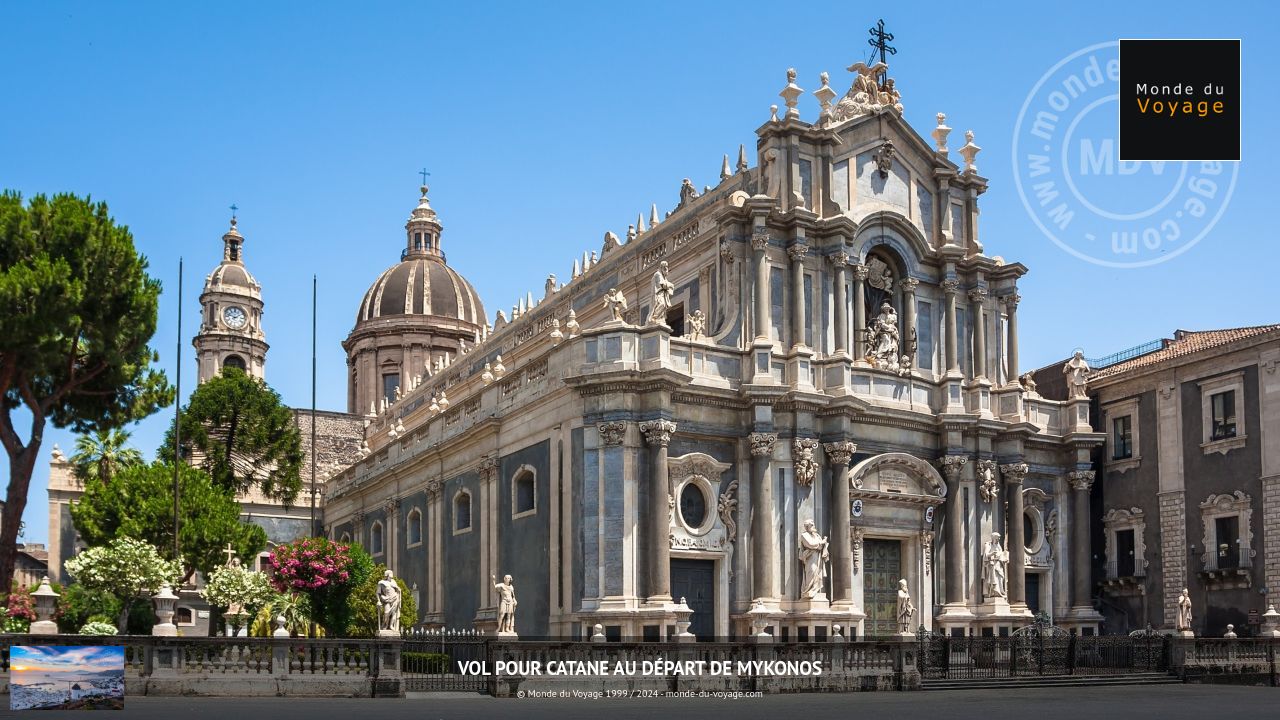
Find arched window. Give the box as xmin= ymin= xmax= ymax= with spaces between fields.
xmin=454 ymin=491 xmax=472 ymax=534
xmin=175 ymin=607 xmax=194 ymax=625
xmin=223 ymin=354 xmax=246 ymax=372
xmin=339 ymin=532 xmax=352 ymax=544
xmin=407 ymin=508 xmax=422 ymax=546
xmin=370 ymin=521 xmax=385 ymax=556
xmin=512 ymin=466 xmax=536 ymax=518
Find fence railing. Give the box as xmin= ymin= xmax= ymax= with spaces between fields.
xmin=1202 ymin=546 xmax=1252 ymax=571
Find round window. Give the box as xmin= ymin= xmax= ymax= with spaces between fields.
xmin=679 ymin=483 xmax=708 ymax=530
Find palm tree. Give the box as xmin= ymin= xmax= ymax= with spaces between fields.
xmin=70 ymin=428 xmax=143 ymax=485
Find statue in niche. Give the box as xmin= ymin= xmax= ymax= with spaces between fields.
xmin=492 ymin=574 xmax=518 ymax=635
xmin=1064 ymin=350 xmax=1091 ymax=399
xmin=982 ymin=532 xmax=1009 ymax=599
xmin=376 ymin=569 xmax=402 ymax=634
xmin=647 ymin=260 xmax=675 ymax=326
xmin=896 ymin=579 xmax=915 ymax=633
xmin=603 ymin=288 xmax=629 ymax=324
xmin=865 ymin=302 xmax=901 ymax=372
xmin=797 ymin=519 xmax=830 ymax=600
xmin=1177 ymin=588 xmax=1194 ymax=633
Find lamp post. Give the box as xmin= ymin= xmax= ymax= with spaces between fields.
xmin=29 ymin=577 xmax=60 ymax=635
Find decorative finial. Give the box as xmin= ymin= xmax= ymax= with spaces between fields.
xmin=720 ymin=154 xmax=731 ymax=181
xmin=770 ymin=104 xmax=779 ymax=123
xmin=779 ymin=69 xmax=803 ymax=120
xmin=932 ymin=113 xmax=952 ymax=158
xmin=814 ymin=71 xmax=836 ymax=125
xmin=636 ymin=212 xmax=646 ymax=233
xmin=960 ymin=130 xmax=981 ymax=174
xmin=736 ymin=144 xmax=748 ymax=174
xmin=650 ymin=203 xmax=660 ymax=227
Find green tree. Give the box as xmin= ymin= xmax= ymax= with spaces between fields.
xmin=57 ymin=583 xmax=123 ymax=634
xmin=347 ymin=565 xmax=417 ymax=638
xmin=0 ymin=191 xmax=172 ymax=592
xmin=64 ymin=537 xmax=181 ymax=629
xmin=161 ymin=367 xmax=303 ymax=504
xmin=70 ymin=427 xmax=143 ymax=485
xmin=70 ymin=461 xmax=266 ymax=582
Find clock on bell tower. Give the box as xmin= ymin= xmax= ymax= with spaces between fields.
xmin=193 ymin=213 xmax=269 ymax=383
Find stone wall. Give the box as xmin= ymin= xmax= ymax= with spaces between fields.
xmin=1159 ymin=491 xmax=1187 ymax=627
xmin=292 ymin=409 xmax=364 ymax=484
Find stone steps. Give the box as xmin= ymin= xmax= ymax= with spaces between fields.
xmin=922 ymin=672 xmax=1182 ymax=690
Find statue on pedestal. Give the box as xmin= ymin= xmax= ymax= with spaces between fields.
xmin=603 ymin=288 xmax=628 ymax=324
xmin=981 ymin=532 xmax=1009 ymax=599
xmin=647 ymin=261 xmax=675 ymax=326
xmin=797 ymin=519 xmax=830 ymax=600
xmin=1064 ymin=350 xmax=1091 ymax=399
xmin=492 ymin=574 xmax=518 ymax=635
xmin=1177 ymin=588 xmax=1194 ymax=633
xmin=865 ymin=302 xmax=900 ymax=372
xmin=376 ymin=569 xmax=402 ymax=635
xmin=896 ymin=579 xmax=915 ymax=633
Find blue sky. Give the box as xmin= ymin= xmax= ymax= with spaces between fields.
xmin=2 ymin=2 xmax=1274 ymax=543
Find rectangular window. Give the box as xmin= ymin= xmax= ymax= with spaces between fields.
xmin=382 ymin=373 xmax=400 ymax=405
xmin=1215 ymin=515 xmax=1239 ymax=568
xmin=917 ymin=300 xmax=933 ymax=370
xmin=1112 ymin=415 xmax=1133 ymax=459
xmin=1116 ymin=529 xmax=1136 ymax=577
xmin=1210 ymin=390 xmax=1236 ymax=440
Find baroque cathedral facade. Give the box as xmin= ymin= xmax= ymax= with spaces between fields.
xmin=321 ymin=61 xmax=1104 ymax=640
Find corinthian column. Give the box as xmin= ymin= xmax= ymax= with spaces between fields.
xmin=1004 ymin=293 xmax=1021 ymax=384
xmin=900 ymin=278 xmax=919 ymax=370
xmin=787 ymin=243 xmax=808 ymax=349
xmin=753 ymin=228 xmax=770 ymax=341
xmin=830 ymin=252 xmax=849 ymax=356
xmin=749 ymin=432 xmax=778 ymax=602
xmin=1069 ymin=470 xmax=1095 ymax=608
xmin=969 ymin=288 xmax=988 ymax=380
xmin=938 ymin=455 xmax=968 ymax=604
xmin=852 ymin=264 xmax=868 ymax=359
xmin=943 ymin=279 xmax=960 ymax=374
xmin=824 ymin=441 xmax=857 ymax=604
xmin=639 ymin=420 xmax=677 ymax=603
xmin=1000 ymin=463 xmax=1029 ymax=605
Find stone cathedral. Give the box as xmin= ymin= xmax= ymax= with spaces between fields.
xmin=322 ymin=60 xmax=1106 ymax=641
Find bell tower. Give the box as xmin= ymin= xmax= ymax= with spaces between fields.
xmin=193 ymin=214 xmax=269 ymax=383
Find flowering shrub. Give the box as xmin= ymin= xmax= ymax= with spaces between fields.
xmin=0 ymin=608 xmax=30 ymax=633
xmin=65 ymin=537 xmax=182 ymax=630
xmin=201 ymin=563 xmax=274 ymax=615
xmin=79 ymin=620 xmax=119 ymax=635
xmin=268 ymin=537 xmax=372 ymax=635
xmin=4 ymin=584 xmax=37 ymax=621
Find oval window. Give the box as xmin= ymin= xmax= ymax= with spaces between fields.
xmin=680 ymin=483 xmax=708 ymax=529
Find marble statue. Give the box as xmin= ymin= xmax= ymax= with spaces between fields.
xmin=977 ymin=460 xmax=999 ymax=504
xmin=493 ymin=574 xmax=518 ymax=635
xmin=376 ymin=569 xmax=402 ymax=634
xmin=1177 ymin=588 xmax=1194 ymax=632
xmin=896 ymin=579 xmax=915 ymax=633
xmin=797 ymin=519 xmax=830 ymax=600
xmin=829 ymin=61 xmax=894 ymax=123
xmin=687 ymin=309 xmax=705 ymax=341
xmin=866 ymin=302 xmax=901 ymax=372
xmin=1064 ymin=350 xmax=1091 ymax=399
xmin=982 ymin=532 xmax=1009 ymax=599
xmin=603 ymin=288 xmax=628 ymax=323
xmin=1019 ymin=371 xmax=1039 ymax=396
xmin=647 ymin=261 xmax=675 ymax=326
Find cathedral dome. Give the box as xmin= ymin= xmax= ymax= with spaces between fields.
xmin=209 ymin=262 xmax=258 ymax=289
xmin=356 ymin=256 xmax=484 ymax=325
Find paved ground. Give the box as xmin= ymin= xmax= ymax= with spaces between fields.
xmin=2 ymin=684 xmax=1274 ymax=719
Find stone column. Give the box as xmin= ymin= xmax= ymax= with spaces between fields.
xmin=943 ymin=279 xmax=960 ymax=374
xmin=969 ymin=288 xmax=988 ymax=380
xmin=787 ymin=243 xmax=808 ymax=349
xmin=749 ymin=432 xmax=778 ymax=601
xmin=939 ymin=456 xmax=968 ymax=604
xmin=1069 ymin=471 xmax=1095 ymax=608
xmin=900 ymin=278 xmax=919 ymax=369
xmin=478 ymin=457 xmax=499 ymax=613
xmin=1004 ymin=293 xmax=1021 ymax=383
xmin=1001 ymin=463 xmax=1029 ymax=605
xmin=639 ymin=419 xmax=677 ymax=604
xmin=824 ymin=441 xmax=857 ymax=604
xmin=753 ymin=228 xmax=771 ymax=341
xmin=852 ymin=264 xmax=868 ymax=359
xmin=384 ymin=497 xmax=400 ymax=573
xmin=830 ymin=252 xmax=849 ymax=356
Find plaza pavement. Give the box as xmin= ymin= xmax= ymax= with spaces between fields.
xmin=1 ymin=684 xmax=1273 ymax=719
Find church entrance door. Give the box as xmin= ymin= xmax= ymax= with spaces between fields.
xmin=863 ymin=539 xmax=902 ymax=637
xmin=671 ymin=558 xmax=715 ymax=640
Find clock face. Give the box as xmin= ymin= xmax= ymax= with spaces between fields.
xmin=223 ymin=306 xmax=247 ymax=329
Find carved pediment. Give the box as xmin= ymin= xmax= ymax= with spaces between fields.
xmin=849 ymin=452 xmax=946 ymax=497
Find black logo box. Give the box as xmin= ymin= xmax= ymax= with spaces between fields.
xmin=1119 ymin=39 xmax=1240 ymax=162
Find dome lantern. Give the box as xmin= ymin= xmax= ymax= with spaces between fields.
xmin=405 ymin=185 xmax=443 ymax=260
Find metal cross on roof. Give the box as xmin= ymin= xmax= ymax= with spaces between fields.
xmin=229 ymin=203 xmax=238 ymax=220
xmin=418 ymin=168 xmax=431 ymax=185
xmin=867 ymin=19 xmax=897 ymax=66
